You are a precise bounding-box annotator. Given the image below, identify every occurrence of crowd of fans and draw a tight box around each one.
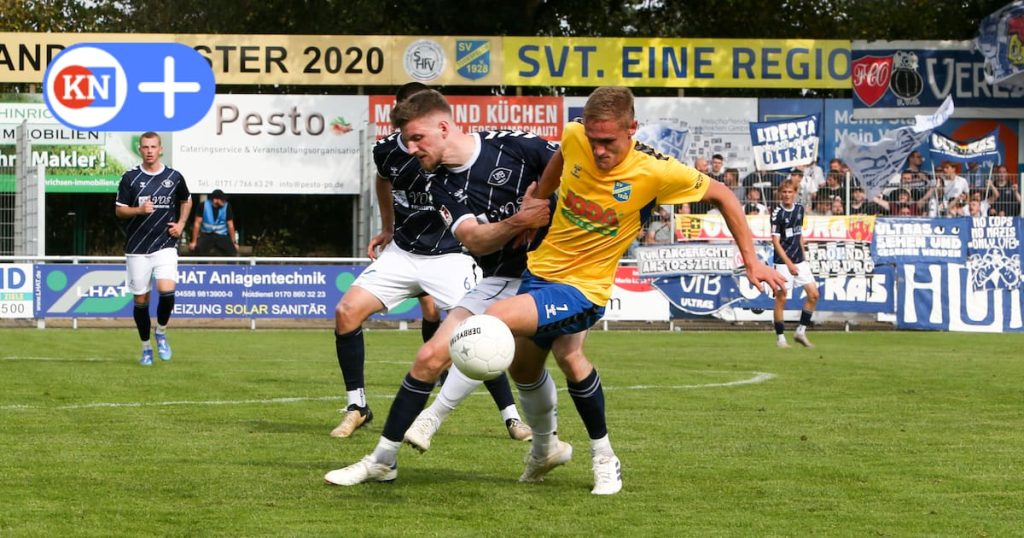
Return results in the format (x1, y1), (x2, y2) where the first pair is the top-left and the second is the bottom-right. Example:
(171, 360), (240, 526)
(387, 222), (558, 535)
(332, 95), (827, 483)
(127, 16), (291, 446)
(636, 151), (1022, 247)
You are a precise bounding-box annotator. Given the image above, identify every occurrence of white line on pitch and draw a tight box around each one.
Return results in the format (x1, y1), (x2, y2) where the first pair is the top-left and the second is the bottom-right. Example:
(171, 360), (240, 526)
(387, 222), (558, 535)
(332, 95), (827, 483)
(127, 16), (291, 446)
(0, 372), (774, 411)
(0, 356), (116, 362)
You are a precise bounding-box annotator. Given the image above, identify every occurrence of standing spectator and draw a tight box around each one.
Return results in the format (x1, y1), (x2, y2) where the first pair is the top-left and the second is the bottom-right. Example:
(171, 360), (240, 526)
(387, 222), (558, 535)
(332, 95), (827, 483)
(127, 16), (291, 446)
(771, 180), (818, 349)
(723, 167), (745, 202)
(937, 162), (970, 214)
(790, 168), (817, 209)
(967, 198), (987, 217)
(905, 151), (929, 181)
(708, 154), (726, 181)
(744, 186), (768, 215)
(799, 159), (825, 193)
(827, 196), (845, 216)
(645, 205), (674, 244)
(848, 186), (889, 215)
(815, 171), (846, 213)
(988, 164), (1021, 216)
(690, 157), (713, 214)
(889, 188), (921, 216)
(190, 189), (238, 256)
(114, 132), (191, 366)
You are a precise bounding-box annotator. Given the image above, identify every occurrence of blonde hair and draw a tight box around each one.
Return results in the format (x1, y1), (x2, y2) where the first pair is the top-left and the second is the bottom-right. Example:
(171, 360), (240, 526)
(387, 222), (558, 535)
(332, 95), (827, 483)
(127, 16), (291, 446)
(583, 86), (634, 128)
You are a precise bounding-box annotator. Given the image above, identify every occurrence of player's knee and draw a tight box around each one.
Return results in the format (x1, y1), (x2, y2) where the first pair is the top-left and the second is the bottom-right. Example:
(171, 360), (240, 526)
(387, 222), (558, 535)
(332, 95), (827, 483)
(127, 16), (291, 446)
(806, 286), (820, 303)
(334, 300), (364, 332)
(552, 349), (591, 382)
(411, 341), (448, 379)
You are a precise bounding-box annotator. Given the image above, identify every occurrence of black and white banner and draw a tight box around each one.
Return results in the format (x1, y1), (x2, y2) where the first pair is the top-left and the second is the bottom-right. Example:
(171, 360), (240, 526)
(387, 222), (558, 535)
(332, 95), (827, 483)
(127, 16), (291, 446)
(749, 114), (819, 171)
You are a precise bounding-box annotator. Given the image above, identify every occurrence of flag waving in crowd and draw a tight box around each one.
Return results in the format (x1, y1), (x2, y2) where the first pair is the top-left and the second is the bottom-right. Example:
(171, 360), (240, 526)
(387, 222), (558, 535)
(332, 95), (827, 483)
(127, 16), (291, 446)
(975, 0), (1024, 90)
(929, 129), (1002, 164)
(749, 114), (820, 171)
(838, 96), (955, 202)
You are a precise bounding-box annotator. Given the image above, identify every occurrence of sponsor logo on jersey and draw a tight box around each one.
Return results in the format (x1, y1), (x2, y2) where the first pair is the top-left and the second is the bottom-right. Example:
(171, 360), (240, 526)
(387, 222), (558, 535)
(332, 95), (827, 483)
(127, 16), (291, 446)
(43, 43), (214, 131)
(571, 164), (582, 178)
(562, 189), (619, 236)
(487, 167), (512, 186)
(613, 181), (631, 202)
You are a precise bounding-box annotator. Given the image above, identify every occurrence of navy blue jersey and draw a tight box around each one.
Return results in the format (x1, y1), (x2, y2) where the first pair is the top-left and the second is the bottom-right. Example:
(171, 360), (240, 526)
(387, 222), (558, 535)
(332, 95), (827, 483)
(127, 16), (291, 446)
(430, 131), (557, 278)
(373, 133), (462, 255)
(771, 203), (805, 264)
(115, 165), (190, 254)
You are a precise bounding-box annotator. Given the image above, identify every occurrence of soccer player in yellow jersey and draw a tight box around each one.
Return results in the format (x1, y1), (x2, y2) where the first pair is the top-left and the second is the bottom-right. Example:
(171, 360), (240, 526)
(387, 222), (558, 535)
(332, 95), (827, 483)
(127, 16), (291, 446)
(486, 86), (786, 495)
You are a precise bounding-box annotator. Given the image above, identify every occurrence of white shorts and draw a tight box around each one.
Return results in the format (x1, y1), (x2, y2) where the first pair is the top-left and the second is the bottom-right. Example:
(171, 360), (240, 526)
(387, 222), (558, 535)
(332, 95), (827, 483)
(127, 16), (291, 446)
(352, 241), (479, 311)
(456, 276), (521, 315)
(126, 247), (178, 295)
(776, 261), (816, 290)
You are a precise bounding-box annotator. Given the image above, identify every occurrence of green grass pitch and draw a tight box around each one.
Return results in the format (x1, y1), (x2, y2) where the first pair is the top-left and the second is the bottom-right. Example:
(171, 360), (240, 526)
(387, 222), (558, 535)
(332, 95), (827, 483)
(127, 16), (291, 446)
(1, 328), (1022, 536)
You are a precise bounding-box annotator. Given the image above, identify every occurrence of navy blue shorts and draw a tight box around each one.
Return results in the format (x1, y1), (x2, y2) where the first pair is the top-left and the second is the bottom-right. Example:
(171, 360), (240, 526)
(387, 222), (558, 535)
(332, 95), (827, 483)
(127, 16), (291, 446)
(518, 271), (605, 349)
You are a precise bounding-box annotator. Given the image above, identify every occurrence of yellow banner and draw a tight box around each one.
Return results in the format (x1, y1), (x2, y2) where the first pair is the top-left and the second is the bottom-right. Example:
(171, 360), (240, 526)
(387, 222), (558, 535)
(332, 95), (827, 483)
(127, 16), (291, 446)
(0, 33), (504, 86)
(503, 37), (850, 88)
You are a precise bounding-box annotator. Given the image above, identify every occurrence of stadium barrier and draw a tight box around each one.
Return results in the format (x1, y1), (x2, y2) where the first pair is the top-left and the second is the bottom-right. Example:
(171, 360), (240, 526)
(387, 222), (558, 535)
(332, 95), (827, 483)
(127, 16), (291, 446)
(2, 214), (1022, 333)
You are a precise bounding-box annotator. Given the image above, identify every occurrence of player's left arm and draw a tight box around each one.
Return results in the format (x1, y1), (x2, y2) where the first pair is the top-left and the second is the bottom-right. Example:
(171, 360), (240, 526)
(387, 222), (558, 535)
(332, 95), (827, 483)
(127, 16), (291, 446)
(168, 178), (192, 239)
(705, 180), (787, 293)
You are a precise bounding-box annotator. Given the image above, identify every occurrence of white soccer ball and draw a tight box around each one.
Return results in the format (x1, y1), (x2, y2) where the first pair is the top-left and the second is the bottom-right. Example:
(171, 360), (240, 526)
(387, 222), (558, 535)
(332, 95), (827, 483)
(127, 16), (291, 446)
(449, 314), (515, 381)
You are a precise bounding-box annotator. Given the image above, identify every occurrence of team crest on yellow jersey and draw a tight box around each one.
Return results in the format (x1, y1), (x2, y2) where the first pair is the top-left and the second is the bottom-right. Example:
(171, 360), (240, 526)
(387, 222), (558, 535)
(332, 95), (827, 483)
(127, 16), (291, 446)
(613, 181), (631, 202)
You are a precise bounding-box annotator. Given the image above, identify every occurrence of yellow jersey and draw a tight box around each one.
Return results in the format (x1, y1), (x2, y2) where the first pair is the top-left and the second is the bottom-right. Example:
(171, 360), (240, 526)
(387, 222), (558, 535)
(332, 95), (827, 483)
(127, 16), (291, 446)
(527, 121), (711, 305)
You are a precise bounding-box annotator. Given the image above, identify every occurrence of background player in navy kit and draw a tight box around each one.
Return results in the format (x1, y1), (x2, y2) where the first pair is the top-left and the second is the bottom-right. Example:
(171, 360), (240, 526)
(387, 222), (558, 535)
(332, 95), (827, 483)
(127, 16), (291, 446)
(771, 180), (818, 348)
(330, 83), (530, 442)
(324, 89), (554, 486)
(114, 132), (192, 366)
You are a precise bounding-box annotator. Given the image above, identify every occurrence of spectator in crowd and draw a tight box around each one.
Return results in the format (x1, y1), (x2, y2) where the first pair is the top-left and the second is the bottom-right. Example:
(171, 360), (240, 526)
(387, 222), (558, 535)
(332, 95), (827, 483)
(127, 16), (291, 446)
(722, 168), (745, 202)
(905, 150), (929, 181)
(828, 158), (843, 174)
(937, 162), (970, 214)
(988, 164), (1021, 216)
(744, 187), (768, 215)
(889, 188), (920, 216)
(646, 205), (675, 244)
(708, 154), (726, 181)
(190, 189), (238, 256)
(887, 169), (933, 214)
(815, 171), (846, 213)
(798, 159), (825, 193)
(946, 196), (968, 217)
(848, 186), (889, 215)
(967, 198), (987, 217)
(790, 168), (817, 209)
(969, 191), (991, 216)
(690, 157), (713, 214)
(965, 161), (987, 191)
(826, 196), (845, 216)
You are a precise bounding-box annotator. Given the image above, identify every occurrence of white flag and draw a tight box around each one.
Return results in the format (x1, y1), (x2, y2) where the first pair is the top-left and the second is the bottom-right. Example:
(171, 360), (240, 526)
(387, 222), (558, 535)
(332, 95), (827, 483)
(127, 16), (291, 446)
(839, 96), (954, 201)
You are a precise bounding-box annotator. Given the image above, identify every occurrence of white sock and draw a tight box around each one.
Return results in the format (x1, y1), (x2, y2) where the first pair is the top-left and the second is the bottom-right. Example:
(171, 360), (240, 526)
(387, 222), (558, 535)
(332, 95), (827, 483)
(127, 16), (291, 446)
(590, 434), (614, 459)
(777, 334), (787, 342)
(517, 370), (558, 457)
(370, 437), (401, 467)
(795, 325), (806, 336)
(429, 364), (483, 421)
(346, 388), (366, 409)
(141, 340), (152, 351)
(155, 324), (167, 335)
(500, 404), (520, 423)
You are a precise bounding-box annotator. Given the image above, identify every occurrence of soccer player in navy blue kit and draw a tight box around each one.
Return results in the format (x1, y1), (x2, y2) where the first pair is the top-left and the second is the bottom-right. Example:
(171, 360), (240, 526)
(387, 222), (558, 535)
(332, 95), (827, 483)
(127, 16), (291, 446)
(325, 89), (554, 486)
(330, 83), (530, 443)
(114, 132), (192, 366)
(771, 179), (819, 348)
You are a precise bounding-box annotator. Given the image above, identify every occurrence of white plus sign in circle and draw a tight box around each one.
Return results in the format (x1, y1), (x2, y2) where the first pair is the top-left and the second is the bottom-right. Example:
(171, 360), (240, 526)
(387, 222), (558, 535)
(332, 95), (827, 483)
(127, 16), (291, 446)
(137, 56), (201, 119)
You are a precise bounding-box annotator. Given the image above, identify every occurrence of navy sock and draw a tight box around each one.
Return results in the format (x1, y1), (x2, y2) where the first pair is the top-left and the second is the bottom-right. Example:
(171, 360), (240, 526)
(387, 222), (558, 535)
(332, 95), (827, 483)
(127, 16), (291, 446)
(483, 372), (516, 410)
(800, 310), (813, 327)
(382, 373), (435, 442)
(567, 368), (608, 440)
(774, 321), (785, 335)
(133, 303), (151, 341)
(156, 291), (175, 326)
(421, 318), (441, 343)
(335, 328), (366, 394)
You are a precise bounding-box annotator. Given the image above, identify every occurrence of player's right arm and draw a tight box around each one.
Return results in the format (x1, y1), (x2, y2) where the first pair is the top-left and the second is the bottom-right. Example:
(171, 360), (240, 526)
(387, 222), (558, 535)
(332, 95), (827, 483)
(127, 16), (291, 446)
(452, 183), (550, 256)
(367, 174), (395, 260)
(114, 175), (152, 219)
(190, 213), (203, 251)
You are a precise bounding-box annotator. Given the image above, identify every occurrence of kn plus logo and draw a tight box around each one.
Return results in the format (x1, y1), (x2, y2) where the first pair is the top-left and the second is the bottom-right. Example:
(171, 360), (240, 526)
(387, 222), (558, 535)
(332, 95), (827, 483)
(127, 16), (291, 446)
(43, 43), (214, 131)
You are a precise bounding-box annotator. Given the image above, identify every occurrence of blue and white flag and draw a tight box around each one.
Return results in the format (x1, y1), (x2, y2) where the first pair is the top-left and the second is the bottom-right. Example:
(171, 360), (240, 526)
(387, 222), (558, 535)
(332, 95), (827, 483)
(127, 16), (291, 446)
(976, 1), (1024, 90)
(839, 96), (954, 201)
(929, 129), (1002, 164)
(749, 114), (820, 171)
(634, 123), (689, 161)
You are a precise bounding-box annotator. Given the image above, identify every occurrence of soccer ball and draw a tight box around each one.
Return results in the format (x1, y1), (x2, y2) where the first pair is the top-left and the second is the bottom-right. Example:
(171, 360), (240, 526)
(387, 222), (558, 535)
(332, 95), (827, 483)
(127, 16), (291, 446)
(448, 314), (515, 381)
